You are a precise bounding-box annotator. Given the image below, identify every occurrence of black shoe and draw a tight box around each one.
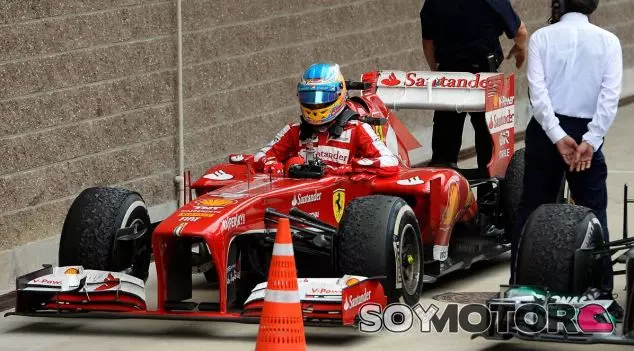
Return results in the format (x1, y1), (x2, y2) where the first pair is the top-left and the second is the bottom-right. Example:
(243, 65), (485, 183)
(608, 300), (624, 323)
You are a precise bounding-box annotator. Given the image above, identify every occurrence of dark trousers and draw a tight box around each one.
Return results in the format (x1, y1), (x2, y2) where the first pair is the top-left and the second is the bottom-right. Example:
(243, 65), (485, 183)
(430, 62), (494, 171)
(510, 116), (612, 294)
(431, 110), (493, 170)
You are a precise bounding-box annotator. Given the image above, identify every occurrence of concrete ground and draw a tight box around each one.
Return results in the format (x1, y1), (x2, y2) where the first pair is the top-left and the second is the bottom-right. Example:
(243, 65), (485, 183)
(0, 104), (633, 351)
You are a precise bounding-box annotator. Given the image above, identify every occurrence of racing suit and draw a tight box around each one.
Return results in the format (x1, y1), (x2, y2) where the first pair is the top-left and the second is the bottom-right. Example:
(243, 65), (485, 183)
(254, 117), (400, 176)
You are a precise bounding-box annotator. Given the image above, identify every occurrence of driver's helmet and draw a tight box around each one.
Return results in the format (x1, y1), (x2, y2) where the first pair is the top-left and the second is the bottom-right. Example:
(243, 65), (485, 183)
(297, 63), (347, 126)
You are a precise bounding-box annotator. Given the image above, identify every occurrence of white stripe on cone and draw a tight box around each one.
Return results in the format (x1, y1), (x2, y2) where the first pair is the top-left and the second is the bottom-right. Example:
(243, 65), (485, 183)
(264, 289), (300, 303)
(272, 243), (294, 256)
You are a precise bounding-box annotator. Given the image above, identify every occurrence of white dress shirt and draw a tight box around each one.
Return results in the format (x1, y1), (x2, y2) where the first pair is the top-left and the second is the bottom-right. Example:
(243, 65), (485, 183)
(527, 12), (623, 151)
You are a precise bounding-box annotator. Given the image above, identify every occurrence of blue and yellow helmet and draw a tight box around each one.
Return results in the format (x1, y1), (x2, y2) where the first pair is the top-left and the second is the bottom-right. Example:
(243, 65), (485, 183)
(298, 63), (347, 126)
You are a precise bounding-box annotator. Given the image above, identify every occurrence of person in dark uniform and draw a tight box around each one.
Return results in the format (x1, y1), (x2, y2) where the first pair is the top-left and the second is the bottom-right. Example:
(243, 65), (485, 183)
(513, 0), (624, 319)
(420, 0), (528, 171)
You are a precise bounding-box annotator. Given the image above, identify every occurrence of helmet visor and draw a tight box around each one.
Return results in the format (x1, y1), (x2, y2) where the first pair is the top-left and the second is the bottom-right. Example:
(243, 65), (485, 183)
(298, 90), (340, 106)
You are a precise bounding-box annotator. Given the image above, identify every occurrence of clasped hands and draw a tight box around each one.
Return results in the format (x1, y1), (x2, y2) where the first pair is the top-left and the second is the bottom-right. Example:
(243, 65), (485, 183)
(555, 136), (594, 172)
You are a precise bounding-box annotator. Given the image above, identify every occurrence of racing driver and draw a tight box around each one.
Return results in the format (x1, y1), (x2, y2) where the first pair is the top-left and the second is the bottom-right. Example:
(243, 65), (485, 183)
(254, 62), (400, 177)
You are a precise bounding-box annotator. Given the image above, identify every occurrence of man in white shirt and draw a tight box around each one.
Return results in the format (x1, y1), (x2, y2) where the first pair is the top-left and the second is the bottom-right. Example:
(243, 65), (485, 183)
(512, 0), (623, 317)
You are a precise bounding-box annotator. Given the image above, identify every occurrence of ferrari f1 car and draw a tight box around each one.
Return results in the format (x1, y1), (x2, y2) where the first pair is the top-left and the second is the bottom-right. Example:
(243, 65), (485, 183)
(473, 186), (634, 344)
(8, 70), (521, 326)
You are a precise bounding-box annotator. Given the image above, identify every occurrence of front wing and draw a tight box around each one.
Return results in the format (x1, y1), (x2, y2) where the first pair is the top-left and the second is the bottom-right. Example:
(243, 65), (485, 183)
(6, 265), (387, 327)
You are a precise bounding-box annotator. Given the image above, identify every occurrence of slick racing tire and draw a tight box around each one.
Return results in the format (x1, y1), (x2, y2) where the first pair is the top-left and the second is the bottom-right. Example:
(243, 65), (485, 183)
(624, 257), (634, 335)
(335, 195), (423, 305)
(515, 204), (604, 294)
(59, 187), (152, 281)
(502, 148), (524, 235)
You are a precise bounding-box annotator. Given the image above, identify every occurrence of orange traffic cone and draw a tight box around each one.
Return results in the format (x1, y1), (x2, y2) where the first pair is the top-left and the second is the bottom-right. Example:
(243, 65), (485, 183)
(255, 218), (307, 351)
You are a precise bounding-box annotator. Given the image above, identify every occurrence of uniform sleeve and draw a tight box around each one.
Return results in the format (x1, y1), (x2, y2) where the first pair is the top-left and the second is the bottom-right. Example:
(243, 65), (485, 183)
(583, 36), (623, 151)
(353, 122), (400, 176)
(486, 0), (521, 39)
(527, 32), (566, 144)
(254, 124), (298, 169)
(420, 0), (436, 40)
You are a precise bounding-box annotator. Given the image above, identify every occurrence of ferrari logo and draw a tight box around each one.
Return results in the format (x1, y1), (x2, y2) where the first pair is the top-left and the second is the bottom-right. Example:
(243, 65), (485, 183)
(333, 189), (345, 223)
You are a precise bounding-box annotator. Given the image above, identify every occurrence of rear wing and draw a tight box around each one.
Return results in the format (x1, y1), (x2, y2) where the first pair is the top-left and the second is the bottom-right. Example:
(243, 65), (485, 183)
(359, 70), (516, 177)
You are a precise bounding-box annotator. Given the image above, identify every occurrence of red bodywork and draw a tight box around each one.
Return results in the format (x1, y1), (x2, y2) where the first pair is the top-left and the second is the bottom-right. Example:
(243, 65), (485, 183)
(10, 71), (516, 326)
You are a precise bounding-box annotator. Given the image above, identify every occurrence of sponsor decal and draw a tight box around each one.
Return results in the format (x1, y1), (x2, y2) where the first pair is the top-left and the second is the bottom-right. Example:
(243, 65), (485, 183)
(329, 129), (352, 143)
(64, 268), (80, 275)
(291, 191), (322, 207)
(309, 288), (340, 295)
(32, 278), (62, 285)
(486, 106), (515, 133)
(309, 211), (320, 218)
(551, 295), (591, 304)
(397, 176), (425, 186)
(500, 130), (510, 146)
(344, 289), (372, 311)
(433, 245), (449, 262)
(441, 183), (460, 226)
(230, 154), (244, 163)
(300, 145), (350, 164)
(374, 125), (385, 142)
(178, 212), (215, 218)
(95, 273), (120, 291)
(405, 72), (488, 89)
(332, 189), (345, 223)
(173, 222), (187, 236)
(497, 95), (515, 108)
(197, 198), (237, 207)
(203, 170), (234, 181)
(356, 158), (374, 166)
(179, 216), (200, 222)
(192, 205), (223, 211)
(227, 263), (240, 285)
(221, 213), (246, 231)
(381, 72), (401, 86)
(499, 148), (511, 158)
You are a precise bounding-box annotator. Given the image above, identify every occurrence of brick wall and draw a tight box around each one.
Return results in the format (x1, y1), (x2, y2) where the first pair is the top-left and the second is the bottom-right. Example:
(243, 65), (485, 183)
(1, 0), (633, 291)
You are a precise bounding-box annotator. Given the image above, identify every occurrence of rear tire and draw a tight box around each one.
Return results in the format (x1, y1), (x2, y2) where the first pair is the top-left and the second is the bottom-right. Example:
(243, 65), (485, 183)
(502, 148), (524, 234)
(336, 195), (423, 305)
(515, 204), (604, 294)
(58, 187), (152, 281)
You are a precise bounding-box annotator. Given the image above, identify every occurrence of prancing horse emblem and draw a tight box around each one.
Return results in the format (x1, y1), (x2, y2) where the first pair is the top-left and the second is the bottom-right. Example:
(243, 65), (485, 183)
(333, 189), (345, 223)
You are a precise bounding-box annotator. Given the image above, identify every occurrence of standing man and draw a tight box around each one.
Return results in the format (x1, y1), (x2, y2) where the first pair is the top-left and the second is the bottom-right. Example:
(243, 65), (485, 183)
(513, 0), (623, 318)
(420, 0), (529, 171)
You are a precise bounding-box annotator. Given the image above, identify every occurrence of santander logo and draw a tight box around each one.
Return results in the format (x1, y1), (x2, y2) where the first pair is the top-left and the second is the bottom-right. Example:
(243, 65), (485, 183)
(381, 73), (401, 86)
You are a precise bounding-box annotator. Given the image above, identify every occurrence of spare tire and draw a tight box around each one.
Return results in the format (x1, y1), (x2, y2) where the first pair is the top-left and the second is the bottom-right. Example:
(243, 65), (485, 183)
(59, 187), (152, 281)
(335, 195), (423, 305)
(515, 204), (604, 294)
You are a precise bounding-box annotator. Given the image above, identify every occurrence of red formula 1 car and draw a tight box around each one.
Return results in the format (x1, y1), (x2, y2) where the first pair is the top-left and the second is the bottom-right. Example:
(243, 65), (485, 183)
(8, 70), (521, 326)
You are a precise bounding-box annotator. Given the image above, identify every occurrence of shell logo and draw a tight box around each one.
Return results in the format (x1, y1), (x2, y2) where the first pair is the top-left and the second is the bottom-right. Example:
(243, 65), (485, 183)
(346, 277), (360, 287)
(64, 268), (80, 275)
(197, 198), (237, 207)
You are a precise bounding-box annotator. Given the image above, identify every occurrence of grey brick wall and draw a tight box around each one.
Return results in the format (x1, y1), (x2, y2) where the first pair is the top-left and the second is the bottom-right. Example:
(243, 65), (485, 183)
(1, 0), (633, 287)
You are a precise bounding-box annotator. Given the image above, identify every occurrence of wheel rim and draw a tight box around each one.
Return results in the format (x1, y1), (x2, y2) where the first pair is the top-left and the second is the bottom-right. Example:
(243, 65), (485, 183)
(400, 223), (421, 296)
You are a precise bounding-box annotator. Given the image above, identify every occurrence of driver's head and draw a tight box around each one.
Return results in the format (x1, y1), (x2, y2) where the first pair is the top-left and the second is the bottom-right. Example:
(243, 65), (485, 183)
(297, 63), (347, 127)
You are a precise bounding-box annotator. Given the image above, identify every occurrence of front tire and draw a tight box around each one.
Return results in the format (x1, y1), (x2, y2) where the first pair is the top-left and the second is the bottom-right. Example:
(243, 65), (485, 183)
(624, 258), (634, 334)
(515, 204), (604, 294)
(336, 195), (423, 305)
(58, 187), (152, 281)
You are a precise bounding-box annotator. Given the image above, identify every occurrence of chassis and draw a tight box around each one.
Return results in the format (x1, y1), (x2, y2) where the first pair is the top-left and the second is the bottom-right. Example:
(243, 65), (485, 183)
(7, 69), (519, 326)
